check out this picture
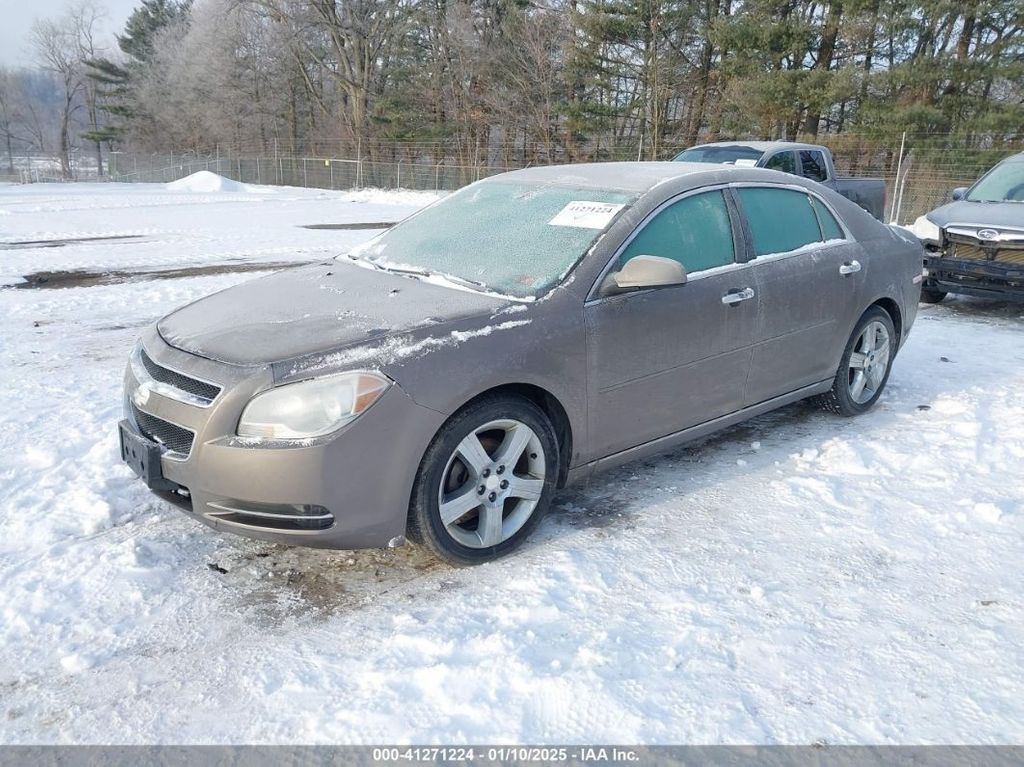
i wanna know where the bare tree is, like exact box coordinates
[32,15,83,178]
[0,68,20,174]
[72,2,108,175]
[30,1,108,179]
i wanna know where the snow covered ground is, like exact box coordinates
[0,180,1022,745]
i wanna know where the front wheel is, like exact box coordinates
[407,394,559,566]
[920,286,947,304]
[815,306,896,417]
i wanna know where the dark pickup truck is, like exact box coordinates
[674,141,887,220]
[910,152,1024,303]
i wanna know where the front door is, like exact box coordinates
[584,189,758,461]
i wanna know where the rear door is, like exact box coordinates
[734,185,866,406]
[584,188,758,460]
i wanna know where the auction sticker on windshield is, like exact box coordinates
[549,201,626,229]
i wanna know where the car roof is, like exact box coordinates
[685,140,827,153]
[493,162,719,193]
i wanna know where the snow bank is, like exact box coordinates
[165,171,252,193]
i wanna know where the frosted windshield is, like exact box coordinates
[345,181,636,297]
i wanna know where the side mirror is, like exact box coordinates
[602,255,687,294]
[951,187,968,201]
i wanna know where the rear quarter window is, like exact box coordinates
[810,196,844,240]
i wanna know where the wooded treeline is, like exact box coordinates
[1,0,1022,177]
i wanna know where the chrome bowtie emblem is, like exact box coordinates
[977,228,999,241]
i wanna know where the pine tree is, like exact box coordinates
[118,0,193,65]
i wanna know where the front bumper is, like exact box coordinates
[122,326,447,549]
[923,255,1024,302]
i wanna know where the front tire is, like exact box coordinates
[815,306,896,417]
[407,394,559,566]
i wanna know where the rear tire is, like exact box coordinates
[920,286,947,304]
[815,306,896,417]
[407,394,559,566]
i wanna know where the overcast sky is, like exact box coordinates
[0,0,140,66]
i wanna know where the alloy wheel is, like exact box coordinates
[847,320,891,404]
[437,419,546,548]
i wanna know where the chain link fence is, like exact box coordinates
[98,154,518,191]
[4,135,1021,224]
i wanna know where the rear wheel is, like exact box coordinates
[815,306,896,417]
[407,394,559,566]
[920,286,947,304]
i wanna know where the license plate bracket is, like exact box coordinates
[119,419,178,492]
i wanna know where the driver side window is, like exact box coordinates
[619,190,735,273]
[765,152,796,174]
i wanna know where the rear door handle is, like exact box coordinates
[839,260,862,275]
[721,287,755,305]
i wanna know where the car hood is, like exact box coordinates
[157,261,510,366]
[927,200,1024,229]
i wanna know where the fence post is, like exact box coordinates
[435,163,441,190]
[889,130,907,223]
[893,156,911,225]
[256,157,261,185]
[396,160,401,189]
[330,159,334,189]
[303,158,307,187]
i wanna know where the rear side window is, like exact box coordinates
[810,197,844,240]
[736,187,823,256]
[620,190,734,273]
[764,152,796,174]
[799,151,828,182]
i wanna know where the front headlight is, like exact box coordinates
[912,215,941,243]
[237,372,391,440]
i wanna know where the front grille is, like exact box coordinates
[949,242,986,261]
[948,241,1024,265]
[130,402,195,456]
[140,349,221,403]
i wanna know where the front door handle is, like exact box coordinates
[839,260,862,275]
[721,287,755,305]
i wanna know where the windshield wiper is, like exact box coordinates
[435,273,490,291]
[383,265,432,278]
[345,255,427,277]
[345,255,493,292]
[391,267,493,293]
